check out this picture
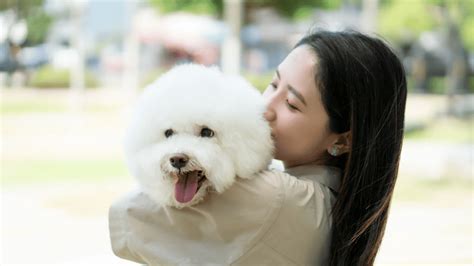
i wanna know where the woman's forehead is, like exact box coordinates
[278,46,320,104]
[286,45,317,68]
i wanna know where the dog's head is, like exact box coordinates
[123,64,274,208]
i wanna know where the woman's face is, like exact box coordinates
[263,45,339,168]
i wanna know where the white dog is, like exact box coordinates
[123,64,274,208]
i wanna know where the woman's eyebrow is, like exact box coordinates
[288,86,307,106]
[276,69,307,106]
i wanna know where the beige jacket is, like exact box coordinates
[109,164,341,265]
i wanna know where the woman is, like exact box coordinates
[109,30,407,265]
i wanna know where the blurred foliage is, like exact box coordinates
[379,0,437,43]
[424,77,474,94]
[407,77,474,94]
[459,5,474,51]
[379,0,474,50]
[243,71,274,92]
[0,0,52,46]
[149,0,222,15]
[150,0,473,52]
[24,9,53,46]
[29,65,99,89]
[149,0,341,21]
[428,77,446,94]
[428,0,474,51]
[0,0,43,17]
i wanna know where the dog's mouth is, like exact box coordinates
[173,170,207,203]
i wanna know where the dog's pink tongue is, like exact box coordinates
[175,172,199,203]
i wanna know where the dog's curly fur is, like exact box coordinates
[123,64,274,208]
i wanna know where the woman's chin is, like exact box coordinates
[273,152,287,163]
[272,150,282,160]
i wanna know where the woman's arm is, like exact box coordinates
[109,170,285,265]
[109,169,334,265]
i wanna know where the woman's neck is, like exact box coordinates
[283,158,326,170]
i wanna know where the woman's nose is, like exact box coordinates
[264,109,276,122]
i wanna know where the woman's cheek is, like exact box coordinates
[274,139,287,160]
[276,128,291,151]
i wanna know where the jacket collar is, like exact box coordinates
[284,163,342,192]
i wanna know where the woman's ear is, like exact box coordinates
[327,131,351,156]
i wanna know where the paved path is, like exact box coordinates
[376,201,472,264]
[399,140,473,180]
[2,180,136,265]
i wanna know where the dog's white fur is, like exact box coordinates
[123,64,274,208]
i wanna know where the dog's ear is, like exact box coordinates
[221,116,274,178]
[216,75,274,178]
[226,125,274,178]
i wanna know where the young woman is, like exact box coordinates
[109,30,407,265]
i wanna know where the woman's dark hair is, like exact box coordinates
[295,30,407,265]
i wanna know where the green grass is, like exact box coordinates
[29,65,98,89]
[404,117,473,143]
[393,175,472,204]
[2,159,471,207]
[0,101,120,115]
[1,101,67,114]
[1,159,129,186]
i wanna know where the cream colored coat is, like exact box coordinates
[109,164,341,265]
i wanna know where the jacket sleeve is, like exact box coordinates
[109,191,147,264]
[108,171,286,265]
[108,170,335,265]
[254,172,334,265]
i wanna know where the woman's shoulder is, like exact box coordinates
[241,170,336,224]
[109,171,334,264]
[232,171,335,264]
[238,169,316,199]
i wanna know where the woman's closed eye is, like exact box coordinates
[286,99,299,111]
[268,82,299,111]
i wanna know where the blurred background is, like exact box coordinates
[1,0,472,264]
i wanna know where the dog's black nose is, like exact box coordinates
[170,154,189,169]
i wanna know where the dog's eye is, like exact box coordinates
[200,127,214,138]
[164,129,174,138]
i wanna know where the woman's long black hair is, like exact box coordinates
[295,30,407,265]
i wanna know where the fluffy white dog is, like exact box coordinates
[123,64,274,208]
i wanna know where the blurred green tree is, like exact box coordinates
[0,0,52,46]
[379,0,472,94]
[378,0,437,44]
[149,0,222,15]
[149,0,341,21]
[427,0,474,51]
[379,0,474,51]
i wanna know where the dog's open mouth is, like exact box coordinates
[174,170,207,203]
